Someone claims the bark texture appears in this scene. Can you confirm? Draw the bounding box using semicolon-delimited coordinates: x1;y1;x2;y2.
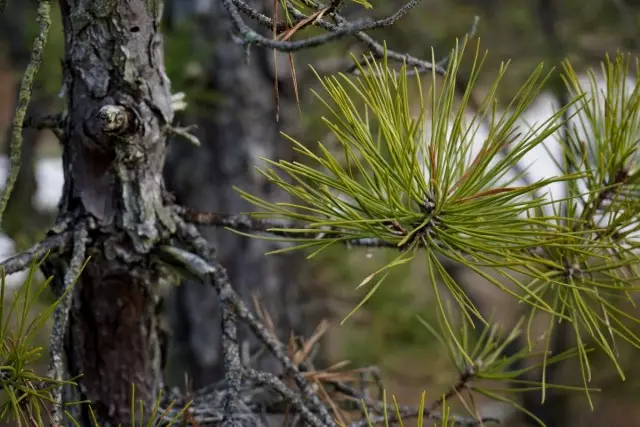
163;0;323;388
48;1;174;423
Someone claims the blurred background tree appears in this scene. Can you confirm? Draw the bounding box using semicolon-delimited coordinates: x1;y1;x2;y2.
0;0;639;426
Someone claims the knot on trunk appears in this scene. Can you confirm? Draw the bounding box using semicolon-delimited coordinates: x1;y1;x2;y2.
96;104;136;135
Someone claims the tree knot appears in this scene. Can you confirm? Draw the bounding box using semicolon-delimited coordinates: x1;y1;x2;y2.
96;104;135;135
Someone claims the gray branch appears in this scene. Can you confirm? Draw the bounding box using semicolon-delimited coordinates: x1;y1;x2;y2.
0;231;73;276
47;225;89;424
224;0;430;55
23;112;65;131
245;368;325;427
179;209;432;250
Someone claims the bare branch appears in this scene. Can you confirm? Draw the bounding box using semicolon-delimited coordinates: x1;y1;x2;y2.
232;0;291;32
23;112;65;131
179;209;428;250
427;364;477;414
152;279;489;426
224;0;426;53
0;231;73;276
47;225;89;424
232;0;450;74
345;14;479;75
245;368;325;427
0;0;52;223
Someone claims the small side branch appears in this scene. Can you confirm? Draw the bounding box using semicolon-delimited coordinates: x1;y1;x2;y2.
0;231;73;276
47;225;89;424
179;209;405;249
223;0;426;53
231;0;449;75
23;112;65;131
428;364;477;414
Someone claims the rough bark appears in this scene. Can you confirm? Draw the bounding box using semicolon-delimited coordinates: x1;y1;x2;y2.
46;1;174;423
163;0;323;389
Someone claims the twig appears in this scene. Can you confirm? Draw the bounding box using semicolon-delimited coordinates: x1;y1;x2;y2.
342;14;479;76
245;369;325;427
179;209;433;250
286;0;449;75
47;225;89;425
23;112;65;131
326;374;494;426
0;231;73;276
0;0;51;223
233;0;292;32
428;364;477;413
347;404;493;427
155;319;491;426
159;241;242;427
233;0;447;75
224;0;425;53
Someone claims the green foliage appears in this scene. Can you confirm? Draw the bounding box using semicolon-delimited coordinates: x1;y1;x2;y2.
522;52;640;405
419;307;597;425
237;39;640;415
0;261;73;425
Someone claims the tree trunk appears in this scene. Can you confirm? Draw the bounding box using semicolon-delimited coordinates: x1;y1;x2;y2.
163;0;324;389
47;1;174;424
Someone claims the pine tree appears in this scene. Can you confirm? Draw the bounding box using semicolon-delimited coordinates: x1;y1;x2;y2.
0;0;638;426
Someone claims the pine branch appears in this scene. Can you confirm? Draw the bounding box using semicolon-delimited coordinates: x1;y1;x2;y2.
0;231;73;276
235;0;533;198
159;222;498;426
179;209;411;249
178;210;465;254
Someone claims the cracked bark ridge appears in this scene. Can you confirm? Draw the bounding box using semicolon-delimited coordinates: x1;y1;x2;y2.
44;0;174;423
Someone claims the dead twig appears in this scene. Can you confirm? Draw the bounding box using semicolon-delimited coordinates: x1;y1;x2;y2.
0;231;73;276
